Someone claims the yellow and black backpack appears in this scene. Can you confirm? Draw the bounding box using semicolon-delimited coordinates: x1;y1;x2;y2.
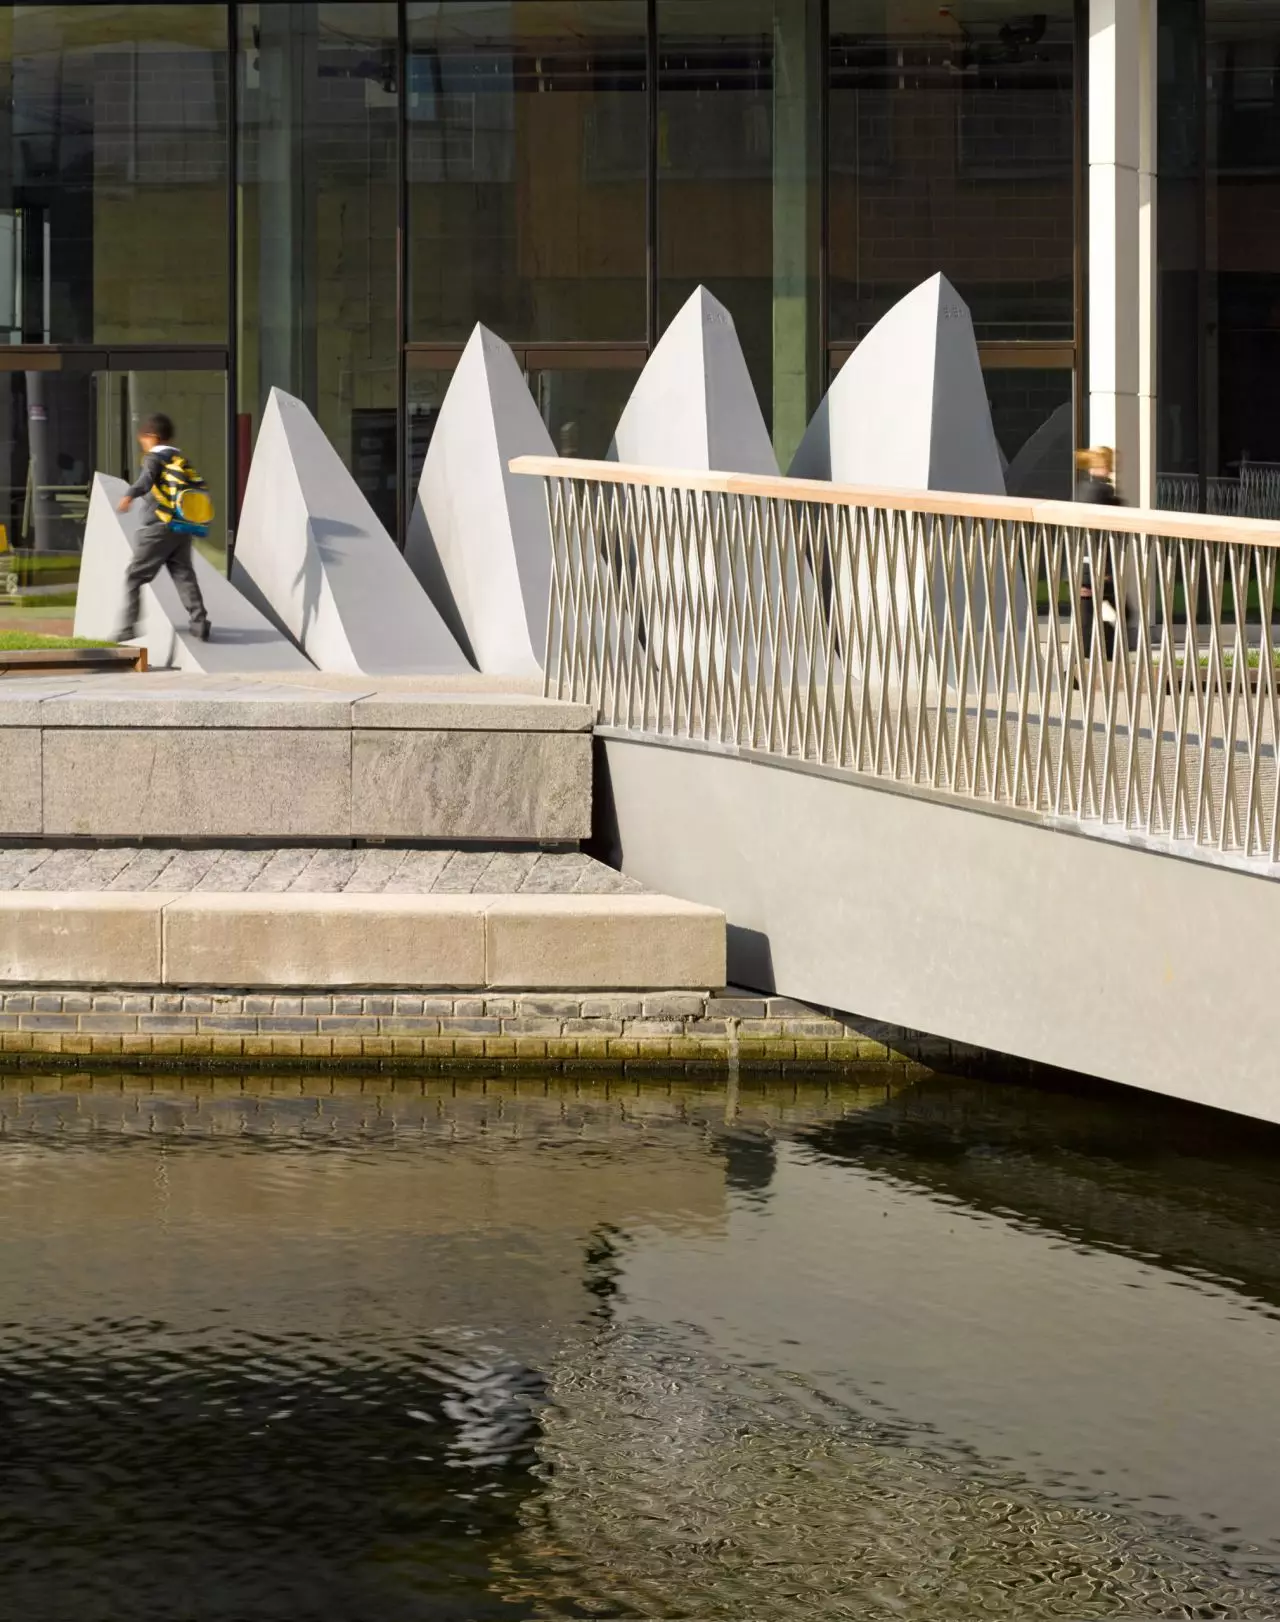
151;447;215;539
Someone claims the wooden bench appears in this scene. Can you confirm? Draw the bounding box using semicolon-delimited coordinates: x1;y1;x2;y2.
0;646;147;678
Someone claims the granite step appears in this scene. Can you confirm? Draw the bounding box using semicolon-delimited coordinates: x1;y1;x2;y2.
0;845;643;897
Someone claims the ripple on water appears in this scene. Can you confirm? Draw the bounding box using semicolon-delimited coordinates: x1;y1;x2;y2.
0;1072;1276;1620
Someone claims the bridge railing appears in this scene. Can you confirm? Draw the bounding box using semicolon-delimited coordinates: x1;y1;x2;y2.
512;456;1280;869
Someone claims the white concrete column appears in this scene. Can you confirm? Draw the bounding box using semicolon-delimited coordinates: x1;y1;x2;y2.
1089;0;1158;506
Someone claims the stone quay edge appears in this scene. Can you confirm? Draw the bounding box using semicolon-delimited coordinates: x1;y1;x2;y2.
0;891;726;991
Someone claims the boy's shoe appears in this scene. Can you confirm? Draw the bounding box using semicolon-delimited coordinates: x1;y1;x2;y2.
192;620;212;642
115;626;137;643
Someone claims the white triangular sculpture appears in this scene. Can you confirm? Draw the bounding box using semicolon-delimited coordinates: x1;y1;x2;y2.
73;474;313;672
611;286;777;475
405;325;553;677
789;274;1023;673
790;273;1004;493
1005;401;1074;500
606;288;777;687
232;388;470;675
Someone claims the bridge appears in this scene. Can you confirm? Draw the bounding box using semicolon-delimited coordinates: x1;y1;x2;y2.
514;455;1280;1125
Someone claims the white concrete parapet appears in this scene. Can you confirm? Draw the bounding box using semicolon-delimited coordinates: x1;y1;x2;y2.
406;325;555;677
233;388;471;675
73;474;313;673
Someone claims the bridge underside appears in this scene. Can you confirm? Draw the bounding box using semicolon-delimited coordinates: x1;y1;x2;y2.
598;734;1280;1124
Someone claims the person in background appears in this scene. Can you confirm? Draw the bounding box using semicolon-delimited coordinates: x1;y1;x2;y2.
115;413;211;643
1075;446;1122;659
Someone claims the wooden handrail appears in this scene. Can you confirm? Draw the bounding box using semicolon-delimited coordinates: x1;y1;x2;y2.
509;455;1280;548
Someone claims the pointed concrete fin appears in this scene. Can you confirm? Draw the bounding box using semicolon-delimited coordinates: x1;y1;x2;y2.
789;275;1020;659
72;473;314;672
789;273;1004;497
610;286;777;475
405;324;554;677
231;388;470;675
1005;401;1074;500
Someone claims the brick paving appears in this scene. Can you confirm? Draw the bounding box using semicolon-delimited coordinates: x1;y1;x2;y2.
0;846;644;896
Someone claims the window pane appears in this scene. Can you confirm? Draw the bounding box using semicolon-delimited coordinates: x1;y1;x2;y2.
657;0;821;465
237;3;399;510
828;1;1076;343
1156;0;1202;502
407;1;647;342
985;365;1074;499
408;356;641;471
0;4;228;345
657;0;772;429
1205;0;1280;512
528;364;642;458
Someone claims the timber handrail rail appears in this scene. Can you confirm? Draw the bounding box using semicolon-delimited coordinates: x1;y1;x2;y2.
509;455;1280;548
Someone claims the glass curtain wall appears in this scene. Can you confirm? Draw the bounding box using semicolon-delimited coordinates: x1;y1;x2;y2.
656;0;821;467
0;5;228;558
1156;0;1202;510
828;0;1077;490
237;3;399;532
405;1;648;473
1157;1;1280;517
1206;0;1280;513
0;4;228;346
0;1;1088;560
406;0;647;341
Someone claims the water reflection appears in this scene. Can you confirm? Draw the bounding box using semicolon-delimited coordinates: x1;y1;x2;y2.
0;1072;1277;1619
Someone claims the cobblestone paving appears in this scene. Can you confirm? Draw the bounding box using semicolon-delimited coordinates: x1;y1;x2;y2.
0;846;643;895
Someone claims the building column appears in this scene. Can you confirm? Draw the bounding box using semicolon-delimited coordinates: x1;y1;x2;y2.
772;0;820;472
1089;0;1158;506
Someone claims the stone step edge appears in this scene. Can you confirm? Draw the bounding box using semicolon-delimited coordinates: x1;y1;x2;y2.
0;891;725;991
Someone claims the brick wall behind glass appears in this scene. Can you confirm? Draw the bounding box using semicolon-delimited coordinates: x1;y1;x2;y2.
829;84;1075;341
81;45;228;344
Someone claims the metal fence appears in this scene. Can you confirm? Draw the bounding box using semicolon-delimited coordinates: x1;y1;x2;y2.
1157;467;1280;521
514;457;1280;869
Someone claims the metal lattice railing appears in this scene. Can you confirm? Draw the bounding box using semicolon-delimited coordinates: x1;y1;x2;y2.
513;457;1280;870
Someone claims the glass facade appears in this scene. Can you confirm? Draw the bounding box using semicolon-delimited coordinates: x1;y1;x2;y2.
0;5;228;556
237;3;399;533
0;0;1090;570
1157;0;1280;516
828;1;1076;344
407;1;647;343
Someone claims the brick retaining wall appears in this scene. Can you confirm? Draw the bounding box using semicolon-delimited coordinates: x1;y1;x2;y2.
0;987;985;1073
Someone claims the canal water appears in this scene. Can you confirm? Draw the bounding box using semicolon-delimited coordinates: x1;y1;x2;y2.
0;1071;1278;1620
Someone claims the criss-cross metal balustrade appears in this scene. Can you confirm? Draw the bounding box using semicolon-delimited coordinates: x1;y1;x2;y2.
513;456;1280;870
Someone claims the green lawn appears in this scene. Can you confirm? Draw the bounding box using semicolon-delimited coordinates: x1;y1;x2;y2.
0;630;117;650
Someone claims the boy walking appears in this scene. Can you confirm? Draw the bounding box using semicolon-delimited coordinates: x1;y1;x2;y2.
116;413;211;642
